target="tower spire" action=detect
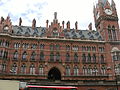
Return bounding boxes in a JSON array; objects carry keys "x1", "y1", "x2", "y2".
[{"x1": 54, "y1": 12, "x2": 57, "y2": 20}]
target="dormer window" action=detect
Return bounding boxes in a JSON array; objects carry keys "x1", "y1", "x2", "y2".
[{"x1": 53, "y1": 28, "x2": 59, "y2": 37}]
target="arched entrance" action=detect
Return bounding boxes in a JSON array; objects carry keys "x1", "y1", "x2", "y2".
[{"x1": 48, "y1": 67, "x2": 61, "y2": 80}]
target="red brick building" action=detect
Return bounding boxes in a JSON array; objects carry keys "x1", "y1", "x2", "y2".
[{"x1": 0, "y1": 0, "x2": 120, "y2": 90}]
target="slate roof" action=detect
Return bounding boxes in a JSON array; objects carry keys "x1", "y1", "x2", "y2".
[{"x1": 12, "y1": 25, "x2": 103, "y2": 41}]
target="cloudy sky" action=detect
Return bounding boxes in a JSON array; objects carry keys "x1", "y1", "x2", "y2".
[{"x1": 0, "y1": 0, "x2": 120, "y2": 30}]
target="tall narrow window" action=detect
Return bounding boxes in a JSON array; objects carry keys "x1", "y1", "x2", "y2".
[
  {"x1": 108, "y1": 25, "x2": 112, "y2": 41},
  {"x1": 10, "y1": 63, "x2": 17, "y2": 74},
  {"x1": 101, "y1": 65, "x2": 106, "y2": 75},
  {"x1": 112, "y1": 26, "x2": 117, "y2": 41},
  {"x1": 50, "y1": 44, "x2": 54, "y2": 51},
  {"x1": 87, "y1": 53, "x2": 91, "y2": 63},
  {"x1": 31, "y1": 51, "x2": 36, "y2": 61},
  {"x1": 22, "y1": 51, "x2": 27, "y2": 60},
  {"x1": 93, "y1": 66, "x2": 98, "y2": 75},
  {"x1": 74, "y1": 66, "x2": 79, "y2": 76},
  {"x1": 82, "y1": 53, "x2": 86, "y2": 63},
  {"x1": 40, "y1": 52, "x2": 44, "y2": 61},
  {"x1": 74, "y1": 53, "x2": 78, "y2": 62},
  {"x1": 39, "y1": 64, "x2": 44, "y2": 75},
  {"x1": 83, "y1": 66, "x2": 87, "y2": 75},
  {"x1": 21, "y1": 64, "x2": 26, "y2": 74},
  {"x1": 93, "y1": 54, "x2": 96, "y2": 63},
  {"x1": 13, "y1": 51, "x2": 18, "y2": 60},
  {"x1": 66, "y1": 53, "x2": 70, "y2": 62},
  {"x1": 100, "y1": 55, "x2": 104, "y2": 63},
  {"x1": 50, "y1": 52, "x2": 54, "y2": 61},
  {"x1": 2, "y1": 63, "x2": 6, "y2": 72},
  {"x1": 66, "y1": 65, "x2": 70, "y2": 76},
  {"x1": 56, "y1": 52, "x2": 60, "y2": 61},
  {"x1": 88, "y1": 65, "x2": 92, "y2": 75},
  {"x1": 30, "y1": 64, "x2": 35, "y2": 75}
]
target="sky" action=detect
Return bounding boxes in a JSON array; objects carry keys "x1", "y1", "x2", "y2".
[{"x1": 0, "y1": 0, "x2": 120, "y2": 30}]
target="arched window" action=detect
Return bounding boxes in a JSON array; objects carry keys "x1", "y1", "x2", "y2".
[
  {"x1": 108, "y1": 25, "x2": 112, "y2": 41},
  {"x1": 93, "y1": 66, "x2": 98, "y2": 75},
  {"x1": 22, "y1": 51, "x2": 27, "y2": 60},
  {"x1": 112, "y1": 26, "x2": 117, "y2": 41},
  {"x1": 2, "y1": 63, "x2": 6, "y2": 72},
  {"x1": 83, "y1": 65, "x2": 87, "y2": 75},
  {"x1": 56, "y1": 52, "x2": 60, "y2": 61},
  {"x1": 10, "y1": 63, "x2": 17, "y2": 74},
  {"x1": 101, "y1": 65, "x2": 106, "y2": 75},
  {"x1": 50, "y1": 52, "x2": 54, "y2": 61},
  {"x1": 88, "y1": 65, "x2": 92, "y2": 75},
  {"x1": 66, "y1": 45, "x2": 70, "y2": 51},
  {"x1": 93, "y1": 54, "x2": 96, "y2": 63},
  {"x1": 31, "y1": 51, "x2": 36, "y2": 60},
  {"x1": 100, "y1": 55, "x2": 105, "y2": 63},
  {"x1": 74, "y1": 66, "x2": 79, "y2": 76},
  {"x1": 21, "y1": 64, "x2": 26, "y2": 74},
  {"x1": 66, "y1": 65, "x2": 70, "y2": 76},
  {"x1": 56, "y1": 44, "x2": 60, "y2": 50},
  {"x1": 82, "y1": 53, "x2": 86, "y2": 63},
  {"x1": 40, "y1": 44, "x2": 44, "y2": 50},
  {"x1": 66, "y1": 53, "x2": 70, "y2": 62},
  {"x1": 87, "y1": 53, "x2": 91, "y2": 63},
  {"x1": 39, "y1": 64, "x2": 44, "y2": 75},
  {"x1": 40, "y1": 52, "x2": 44, "y2": 61},
  {"x1": 74, "y1": 53, "x2": 78, "y2": 62},
  {"x1": 13, "y1": 51, "x2": 18, "y2": 60},
  {"x1": 0, "y1": 50, "x2": 3, "y2": 57},
  {"x1": 30, "y1": 64, "x2": 35, "y2": 75},
  {"x1": 50, "y1": 44, "x2": 54, "y2": 50}
]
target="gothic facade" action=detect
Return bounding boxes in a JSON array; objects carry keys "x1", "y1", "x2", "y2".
[{"x1": 0, "y1": 0, "x2": 120, "y2": 90}]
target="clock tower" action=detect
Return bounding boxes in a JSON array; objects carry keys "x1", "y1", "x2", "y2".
[{"x1": 93, "y1": 0, "x2": 120, "y2": 41}]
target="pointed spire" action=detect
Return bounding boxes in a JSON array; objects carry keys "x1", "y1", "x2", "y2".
[
  {"x1": 54, "y1": 12, "x2": 57, "y2": 20},
  {"x1": 62, "y1": 21, "x2": 65, "y2": 29},
  {"x1": 0, "y1": 17, "x2": 4, "y2": 24},
  {"x1": 104, "y1": 0, "x2": 110, "y2": 9},
  {"x1": 75, "y1": 21, "x2": 78, "y2": 30},
  {"x1": 19, "y1": 17, "x2": 22, "y2": 26},
  {"x1": 111, "y1": 0, "x2": 115, "y2": 7},
  {"x1": 88, "y1": 23, "x2": 92, "y2": 30},
  {"x1": 32, "y1": 18, "x2": 36, "y2": 29}
]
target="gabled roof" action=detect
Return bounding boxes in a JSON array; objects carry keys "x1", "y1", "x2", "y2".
[{"x1": 12, "y1": 25, "x2": 103, "y2": 41}]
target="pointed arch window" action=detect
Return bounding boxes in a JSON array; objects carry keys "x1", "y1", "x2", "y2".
[
  {"x1": 100, "y1": 54, "x2": 105, "y2": 63},
  {"x1": 82, "y1": 53, "x2": 86, "y2": 63},
  {"x1": 74, "y1": 53, "x2": 78, "y2": 62},
  {"x1": 22, "y1": 51, "x2": 27, "y2": 60},
  {"x1": 74, "y1": 66, "x2": 79, "y2": 76},
  {"x1": 66, "y1": 53, "x2": 70, "y2": 62},
  {"x1": 31, "y1": 51, "x2": 36, "y2": 61},
  {"x1": 56, "y1": 52, "x2": 60, "y2": 61},
  {"x1": 101, "y1": 65, "x2": 106, "y2": 75},
  {"x1": 13, "y1": 51, "x2": 18, "y2": 60},
  {"x1": 65, "y1": 65, "x2": 70, "y2": 76},
  {"x1": 83, "y1": 65, "x2": 87, "y2": 75},
  {"x1": 88, "y1": 65, "x2": 92, "y2": 75},
  {"x1": 112, "y1": 26, "x2": 117, "y2": 41},
  {"x1": 30, "y1": 64, "x2": 35, "y2": 75},
  {"x1": 87, "y1": 53, "x2": 91, "y2": 63},
  {"x1": 21, "y1": 64, "x2": 26, "y2": 74},
  {"x1": 2, "y1": 63, "x2": 6, "y2": 72},
  {"x1": 93, "y1": 66, "x2": 98, "y2": 75},
  {"x1": 39, "y1": 64, "x2": 44, "y2": 75},
  {"x1": 108, "y1": 25, "x2": 112, "y2": 41},
  {"x1": 93, "y1": 54, "x2": 96, "y2": 63},
  {"x1": 50, "y1": 52, "x2": 54, "y2": 61},
  {"x1": 40, "y1": 52, "x2": 44, "y2": 61},
  {"x1": 0, "y1": 50, "x2": 3, "y2": 57},
  {"x1": 10, "y1": 63, "x2": 17, "y2": 74}
]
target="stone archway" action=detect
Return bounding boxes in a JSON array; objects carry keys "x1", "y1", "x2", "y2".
[{"x1": 48, "y1": 67, "x2": 61, "y2": 80}]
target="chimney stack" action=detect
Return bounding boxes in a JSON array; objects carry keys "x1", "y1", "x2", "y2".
[
  {"x1": 32, "y1": 18, "x2": 36, "y2": 29},
  {"x1": 67, "y1": 21, "x2": 70, "y2": 30},
  {"x1": 75, "y1": 21, "x2": 78, "y2": 30},
  {"x1": 62, "y1": 21, "x2": 64, "y2": 29},
  {"x1": 0, "y1": 17, "x2": 4, "y2": 24},
  {"x1": 19, "y1": 17, "x2": 22, "y2": 26},
  {"x1": 88, "y1": 23, "x2": 92, "y2": 30},
  {"x1": 46, "y1": 20, "x2": 49, "y2": 28}
]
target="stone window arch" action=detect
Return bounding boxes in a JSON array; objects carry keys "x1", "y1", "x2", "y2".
[
  {"x1": 39, "y1": 64, "x2": 44, "y2": 75},
  {"x1": 13, "y1": 50, "x2": 18, "y2": 60},
  {"x1": 30, "y1": 64, "x2": 35, "y2": 75},
  {"x1": 73, "y1": 65, "x2": 79, "y2": 76},
  {"x1": 21, "y1": 64, "x2": 26, "y2": 74}
]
